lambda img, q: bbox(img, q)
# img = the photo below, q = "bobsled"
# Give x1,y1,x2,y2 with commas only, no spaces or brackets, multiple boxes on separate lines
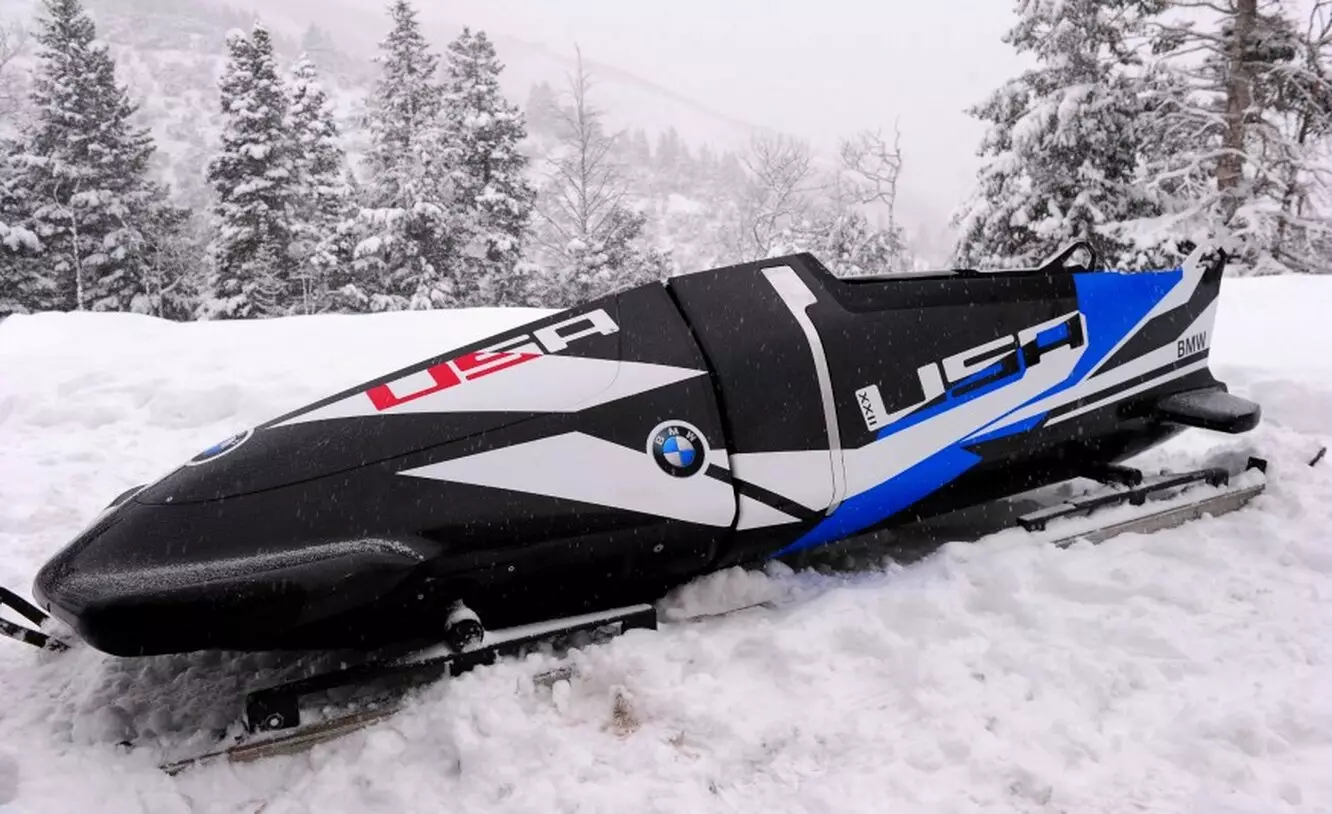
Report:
8,243,1261,659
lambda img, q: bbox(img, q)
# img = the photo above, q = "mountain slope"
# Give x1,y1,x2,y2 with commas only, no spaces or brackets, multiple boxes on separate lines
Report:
4,0,765,213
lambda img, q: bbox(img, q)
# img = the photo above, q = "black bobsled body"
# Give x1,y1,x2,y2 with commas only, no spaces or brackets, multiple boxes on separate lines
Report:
32,246,1258,656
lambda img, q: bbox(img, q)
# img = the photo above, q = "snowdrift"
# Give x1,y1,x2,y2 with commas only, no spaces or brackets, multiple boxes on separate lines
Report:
1,278,1331,813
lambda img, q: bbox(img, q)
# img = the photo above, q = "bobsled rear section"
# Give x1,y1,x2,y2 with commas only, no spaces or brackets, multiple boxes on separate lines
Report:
34,283,738,656
668,243,1255,564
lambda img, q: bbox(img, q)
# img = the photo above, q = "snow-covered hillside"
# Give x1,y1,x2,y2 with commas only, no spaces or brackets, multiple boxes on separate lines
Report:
2,0,763,214
1,277,1330,813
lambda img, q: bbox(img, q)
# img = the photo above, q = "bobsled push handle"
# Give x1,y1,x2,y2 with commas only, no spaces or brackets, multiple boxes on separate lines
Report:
0,585,67,651
1038,241,1099,274
1155,388,1261,435
953,241,1099,277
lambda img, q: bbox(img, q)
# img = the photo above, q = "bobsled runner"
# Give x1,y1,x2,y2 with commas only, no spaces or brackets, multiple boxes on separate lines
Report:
1,242,1272,766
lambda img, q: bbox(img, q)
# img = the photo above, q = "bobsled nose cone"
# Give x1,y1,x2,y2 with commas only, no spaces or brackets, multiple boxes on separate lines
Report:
30,500,302,657
33,493,433,657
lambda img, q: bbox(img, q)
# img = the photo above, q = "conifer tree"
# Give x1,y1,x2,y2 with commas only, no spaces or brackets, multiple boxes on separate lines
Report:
523,80,559,137
954,0,1168,270
0,149,38,254
1145,0,1332,273
655,127,686,184
0,146,44,313
3,0,182,312
441,27,536,306
287,55,351,313
628,129,652,169
204,23,296,318
349,0,456,310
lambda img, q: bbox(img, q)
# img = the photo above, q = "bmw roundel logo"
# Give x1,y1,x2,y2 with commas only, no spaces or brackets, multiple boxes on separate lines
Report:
648,421,708,478
185,428,254,466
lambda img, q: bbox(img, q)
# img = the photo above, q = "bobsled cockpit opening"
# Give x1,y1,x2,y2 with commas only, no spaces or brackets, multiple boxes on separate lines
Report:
824,239,1103,285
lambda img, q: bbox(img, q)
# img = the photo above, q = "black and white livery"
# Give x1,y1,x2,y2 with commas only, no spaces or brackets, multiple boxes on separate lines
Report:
8,243,1261,665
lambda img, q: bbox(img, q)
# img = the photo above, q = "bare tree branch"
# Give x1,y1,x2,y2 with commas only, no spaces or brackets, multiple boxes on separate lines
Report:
533,45,631,255
836,125,904,231
726,132,816,258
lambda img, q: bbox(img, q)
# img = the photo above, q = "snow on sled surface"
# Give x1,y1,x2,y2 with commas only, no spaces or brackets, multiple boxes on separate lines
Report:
1,278,1331,814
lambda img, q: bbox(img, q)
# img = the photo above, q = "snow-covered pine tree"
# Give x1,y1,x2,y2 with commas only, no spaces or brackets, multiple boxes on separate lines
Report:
441,27,536,306
4,0,184,313
628,129,652,169
775,209,904,277
204,23,297,319
348,0,456,311
531,48,667,307
300,24,358,79
1145,0,1332,273
287,55,352,314
524,81,560,138
1267,7,1332,273
320,165,380,310
954,0,1170,271
0,144,45,314
655,127,687,190
560,206,670,304
0,146,37,253
138,205,201,320
774,208,906,279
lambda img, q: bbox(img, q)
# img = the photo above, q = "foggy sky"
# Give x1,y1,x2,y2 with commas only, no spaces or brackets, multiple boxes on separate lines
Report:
414,0,1030,241
171,0,1033,245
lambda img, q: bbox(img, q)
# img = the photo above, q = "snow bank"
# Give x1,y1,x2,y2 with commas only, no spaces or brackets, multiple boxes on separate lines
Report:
1,279,1330,814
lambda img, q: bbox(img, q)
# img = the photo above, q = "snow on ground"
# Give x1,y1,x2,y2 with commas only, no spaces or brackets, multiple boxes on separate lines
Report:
1,278,1331,813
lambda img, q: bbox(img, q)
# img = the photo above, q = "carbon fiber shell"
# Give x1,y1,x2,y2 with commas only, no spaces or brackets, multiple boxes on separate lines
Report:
34,249,1244,656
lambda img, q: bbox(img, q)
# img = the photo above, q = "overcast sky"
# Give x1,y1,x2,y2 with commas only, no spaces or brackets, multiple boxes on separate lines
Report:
410,0,1031,241
196,0,1031,246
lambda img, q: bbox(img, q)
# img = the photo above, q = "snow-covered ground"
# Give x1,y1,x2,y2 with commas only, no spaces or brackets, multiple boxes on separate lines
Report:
1,277,1331,813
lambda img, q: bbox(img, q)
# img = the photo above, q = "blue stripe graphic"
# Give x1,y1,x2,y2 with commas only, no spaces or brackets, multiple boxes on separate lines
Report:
773,267,1184,557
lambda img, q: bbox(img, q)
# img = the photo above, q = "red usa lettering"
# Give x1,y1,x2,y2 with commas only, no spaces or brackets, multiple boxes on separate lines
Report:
366,309,619,411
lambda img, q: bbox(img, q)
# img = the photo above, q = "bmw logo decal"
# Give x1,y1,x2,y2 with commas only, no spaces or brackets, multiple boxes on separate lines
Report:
185,428,254,466
648,421,708,478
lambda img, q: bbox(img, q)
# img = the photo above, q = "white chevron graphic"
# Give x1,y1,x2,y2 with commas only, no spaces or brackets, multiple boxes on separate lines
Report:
399,432,736,528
